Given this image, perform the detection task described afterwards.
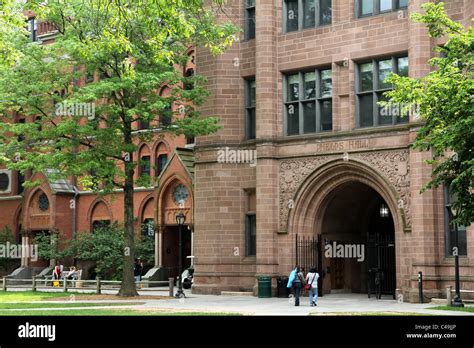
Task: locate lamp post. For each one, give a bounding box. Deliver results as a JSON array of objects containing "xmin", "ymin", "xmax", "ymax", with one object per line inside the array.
[
  {"xmin": 448, "ymin": 204, "xmax": 464, "ymax": 307},
  {"xmin": 175, "ymin": 212, "xmax": 186, "ymax": 298}
]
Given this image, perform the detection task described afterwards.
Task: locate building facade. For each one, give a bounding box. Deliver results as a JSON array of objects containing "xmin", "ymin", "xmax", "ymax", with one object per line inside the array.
[
  {"xmin": 0, "ymin": 20, "xmax": 197, "ymax": 280},
  {"xmin": 192, "ymin": 0, "xmax": 474, "ymax": 301}
]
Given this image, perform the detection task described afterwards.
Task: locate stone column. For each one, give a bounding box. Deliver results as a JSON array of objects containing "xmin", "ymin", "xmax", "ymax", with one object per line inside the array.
[
  {"xmin": 406, "ymin": 0, "xmax": 440, "ymax": 300},
  {"xmin": 255, "ymin": 0, "xmax": 279, "ymax": 282}
]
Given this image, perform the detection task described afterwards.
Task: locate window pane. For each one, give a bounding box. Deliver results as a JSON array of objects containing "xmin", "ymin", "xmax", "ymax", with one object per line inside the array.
[
  {"xmin": 247, "ymin": 108, "xmax": 256, "ymax": 139},
  {"xmin": 303, "ymin": 0, "xmax": 315, "ymax": 28},
  {"xmin": 361, "ymin": 0, "xmax": 373, "ymax": 16},
  {"xmin": 287, "ymin": 74, "xmax": 299, "ymax": 101},
  {"xmin": 377, "ymin": 93, "xmax": 392, "ymax": 125},
  {"xmin": 380, "ymin": 0, "xmax": 392, "ymax": 12},
  {"xmin": 320, "ymin": 0, "xmax": 332, "ymax": 25},
  {"xmin": 247, "ymin": 8, "xmax": 255, "ymax": 40},
  {"xmin": 286, "ymin": 0, "xmax": 299, "ymax": 32},
  {"xmin": 303, "ymin": 102, "xmax": 316, "ymax": 133},
  {"xmin": 320, "ymin": 99, "xmax": 332, "ymax": 131},
  {"xmin": 249, "ymin": 79, "xmax": 256, "ymax": 106},
  {"xmin": 359, "ymin": 94, "xmax": 373, "ymax": 127},
  {"xmin": 397, "ymin": 57, "xmax": 409, "ymax": 77},
  {"xmin": 304, "ymin": 72, "xmax": 316, "ymax": 99},
  {"xmin": 320, "ymin": 69, "xmax": 332, "ymax": 97},
  {"xmin": 399, "ymin": 0, "xmax": 408, "ymax": 8},
  {"xmin": 286, "ymin": 103, "xmax": 299, "ymax": 135},
  {"xmin": 156, "ymin": 154, "xmax": 168, "ymax": 176},
  {"xmin": 360, "ymin": 63, "xmax": 373, "ymax": 91},
  {"xmin": 246, "ymin": 214, "xmax": 256, "ymax": 256},
  {"xmin": 246, "ymin": 0, "xmax": 255, "ymax": 7},
  {"xmin": 378, "ymin": 59, "xmax": 393, "ymax": 89},
  {"xmin": 141, "ymin": 156, "xmax": 151, "ymax": 176}
]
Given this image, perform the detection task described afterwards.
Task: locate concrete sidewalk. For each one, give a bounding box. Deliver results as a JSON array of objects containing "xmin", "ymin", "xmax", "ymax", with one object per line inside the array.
[
  {"xmin": 135, "ymin": 292, "xmax": 474, "ymax": 316},
  {"xmin": 3, "ymin": 288, "xmax": 473, "ymax": 316}
]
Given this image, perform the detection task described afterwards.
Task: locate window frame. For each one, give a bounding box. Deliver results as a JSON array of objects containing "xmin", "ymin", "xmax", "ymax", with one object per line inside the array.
[
  {"xmin": 355, "ymin": 0, "xmax": 408, "ymax": 19},
  {"xmin": 28, "ymin": 17, "xmax": 38, "ymax": 42},
  {"xmin": 283, "ymin": 67, "xmax": 333, "ymax": 136},
  {"xmin": 444, "ymin": 186, "xmax": 468, "ymax": 257},
  {"xmin": 140, "ymin": 156, "xmax": 151, "ymax": 177},
  {"xmin": 245, "ymin": 213, "xmax": 257, "ymax": 257},
  {"xmin": 355, "ymin": 55, "xmax": 409, "ymax": 128},
  {"xmin": 245, "ymin": 0, "xmax": 256, "ymax": 40},
  {"xmin": 283, "ymin": 0, "xmax": 332, "ymax": 33},
  {"xmin": 245, "ymin": 77, "xmax": 256, "ymax": 140}
]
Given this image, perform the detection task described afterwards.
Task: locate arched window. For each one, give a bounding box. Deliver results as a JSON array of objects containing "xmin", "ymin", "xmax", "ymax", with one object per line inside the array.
[
  {"xmin": 138, "ymin": 145, "xmax": 151, "ymax": 178},
  {"xmin": 154, "ymin": 142, "xmax": 168, "ymax": 177},
  {"xmin": 159, "ymin": 87, "xmax": 172, "ymax": 128}
]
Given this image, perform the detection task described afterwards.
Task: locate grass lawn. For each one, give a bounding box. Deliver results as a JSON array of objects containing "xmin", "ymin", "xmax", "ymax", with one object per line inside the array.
[
  {"xmin": 0, "ymin": 302, "xmax": 143, "ymax": 309},
  {"xmin": 0, "ymin": 291, "xmax": 100, "ymax": 303},
  {"xmin": 429, "ymin": 306, "xmax": 474, "ymax": 313},
  {"xmin": 0, "ymin": 308, "xmax": 242, "ymax": 316}
]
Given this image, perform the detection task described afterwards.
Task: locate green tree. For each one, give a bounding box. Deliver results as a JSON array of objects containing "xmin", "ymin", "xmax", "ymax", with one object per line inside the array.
[
  {"xmin": 34, "ymin": 230, "xmax": 65, "ymax": 262},
  {"xmin": 68, "ymin": 224, "xmax": 125, "ymax": 280},
  {"xmin": 383, "ymin": 2, "xmax": 473, "ymax": 227},
  {"xmin": 0, "ymin": 0, "xmax": 237, "ymax": 296}
]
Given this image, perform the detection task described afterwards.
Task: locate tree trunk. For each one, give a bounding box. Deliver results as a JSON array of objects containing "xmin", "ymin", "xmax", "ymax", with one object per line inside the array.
[{"xmin": 118, "ymin": 134, "xmax": 138, "ymax": 296}]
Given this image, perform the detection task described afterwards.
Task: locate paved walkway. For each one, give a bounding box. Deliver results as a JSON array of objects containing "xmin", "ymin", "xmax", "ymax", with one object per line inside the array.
[
  {"xmin": 5, "ymin": 288, "xmax": 473, "ymax": 316},
  {"xmin": 133, "ymin": 292, "xmax": 474, "ymax": 316}
]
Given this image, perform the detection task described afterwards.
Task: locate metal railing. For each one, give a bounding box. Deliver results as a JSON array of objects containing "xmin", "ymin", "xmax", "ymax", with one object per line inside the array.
[{"xmin": 1, "ymin": 276, "xmax": 175, "ymax": 297}]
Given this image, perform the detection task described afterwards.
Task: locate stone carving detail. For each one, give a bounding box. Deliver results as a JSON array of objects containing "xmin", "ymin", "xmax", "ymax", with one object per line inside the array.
[
  {"xmin": 279, "ymin": 150, "xmax": 411, "ymax": 231},
  {"xmin": 279, "ymin": 156, "xmax": 334, "ymax": 231}
]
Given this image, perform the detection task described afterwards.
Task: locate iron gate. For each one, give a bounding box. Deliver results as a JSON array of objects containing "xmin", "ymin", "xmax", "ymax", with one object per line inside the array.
[
  {"xmin": 295, "ymin": 234, "xmax": 323, "ymax": 296},
  {"xmin": 367, "ymin": 232, "xmax": 396, "ymax": 298}
]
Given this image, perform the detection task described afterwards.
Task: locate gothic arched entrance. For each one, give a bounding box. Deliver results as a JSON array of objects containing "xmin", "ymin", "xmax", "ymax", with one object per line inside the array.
[{"xmin": 288, "ymin": 160, "xmax": 401, "ymax": 298}]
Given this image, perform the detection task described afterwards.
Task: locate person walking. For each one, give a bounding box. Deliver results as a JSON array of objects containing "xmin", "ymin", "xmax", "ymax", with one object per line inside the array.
[
  {"xmin": 306, "ymin": 267, "xmax": 319, "ymax": 306},
  {"xmin": 133, "ymin": 258, "xmax": 143, "ymax": 289},
  {"xmin": 287, "ymin": 266, "xmax": 305, "ymax": 306}
]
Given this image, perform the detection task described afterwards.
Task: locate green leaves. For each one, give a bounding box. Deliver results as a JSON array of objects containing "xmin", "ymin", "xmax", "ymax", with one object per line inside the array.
[{"xmin": 386, "ymin": 2, "xmax": 473, "ymax": 226}]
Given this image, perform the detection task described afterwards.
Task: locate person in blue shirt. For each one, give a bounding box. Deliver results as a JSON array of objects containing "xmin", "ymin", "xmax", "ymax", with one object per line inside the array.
[{"xmin": 287, "ymin": 266, "xmax": 305, "ymax": 306}]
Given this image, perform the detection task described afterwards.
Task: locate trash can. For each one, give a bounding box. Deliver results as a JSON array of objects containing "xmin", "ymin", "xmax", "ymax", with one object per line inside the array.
[
  {"xmin": 257, "ymin": 276, "xmax": 272, "ymax": 298},
  {"xmin": 277, "ymin": 276, "xmax": 290, "ymax": 298}
]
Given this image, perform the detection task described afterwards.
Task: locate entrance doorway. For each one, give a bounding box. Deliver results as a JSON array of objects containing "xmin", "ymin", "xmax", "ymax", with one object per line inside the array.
[
  {"xmin": 319, "ymin": 181, "xmax": 396, "ymax": 297},
  {"xmin": 162, "ymin": 226, "xmax": 192, "ymax": 278}
]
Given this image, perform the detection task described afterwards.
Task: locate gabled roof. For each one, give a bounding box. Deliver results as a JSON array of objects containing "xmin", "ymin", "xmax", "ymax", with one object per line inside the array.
[
  {"xmin": 159, "ymin": 147, "xmax": 195, "ymax": 183},
  {"xmin": 44, "ymin": 169, "xmax": 76, "ymax": 194}
]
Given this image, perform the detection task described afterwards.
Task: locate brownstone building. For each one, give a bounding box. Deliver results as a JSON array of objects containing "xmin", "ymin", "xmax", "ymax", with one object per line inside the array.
[
  {"xmin": 0, "ymin": 20, "xmax": 197, "ymax": 281},
  {"xmin": 191, "ymin": 0, "xmax": 474, "ymax": 301}
]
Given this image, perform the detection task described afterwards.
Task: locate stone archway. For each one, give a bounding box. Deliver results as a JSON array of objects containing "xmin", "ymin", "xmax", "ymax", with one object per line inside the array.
[{"xmin": 288, "ymin": 159, "xmax": 403, "ymax": 294}]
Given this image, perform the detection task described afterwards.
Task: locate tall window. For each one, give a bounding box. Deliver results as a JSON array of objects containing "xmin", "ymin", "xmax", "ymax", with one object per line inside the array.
[
  {"xmin": 245, "ymin": 0, "xmax": 256, "ymax": 40},
  {"xmin": 357, "ymin": 56, "xmax": 409, "ymax": 128},
  {"xmin": 245, "ymin": 78, "xmax": 256, "ymax": 140},
  {"xmin": 357, "ymin": 0, "xmax": 408, "ymax": 18},
  {"xmin": 444, "ymin": 186, "xmax": 467, "ymax": 257},
  {"xmin": 140, "ymin": 156, "xmax": 151, "ymax": 177},
  {"xmin": 156, "ymin": 154, "xmax": 168, "ymax": 177},
  {"xmin": 285, "ymin": 68, "xmax": 332, "ymax": 136},
  {"xmin": 28, "ymin": 17, "xmax": 37, "ymax": 42},
  {"xmin": 285, "ymin": 0, "xmax": 332, "ymax": 32},
  {"xmin": 160, "ymin": 106, "xmax": 172, "ymax": 127},
  {"xmin": 245, "ymin": 190, "xmax": 256, "ymax": 257},
  {"xmin": 17, "ymin": 171, "xmax": 24, "ymax": 195}
]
